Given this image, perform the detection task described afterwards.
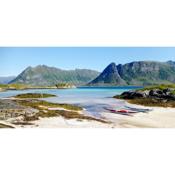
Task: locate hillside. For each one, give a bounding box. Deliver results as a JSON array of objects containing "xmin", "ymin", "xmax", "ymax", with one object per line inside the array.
[
  {"xmin": 88, "ymin": 61, "xmax": 175, "ymax": 86},
  {"xmin": 10, "ymin": 65, "xmax": 100, "ymax": 86}
]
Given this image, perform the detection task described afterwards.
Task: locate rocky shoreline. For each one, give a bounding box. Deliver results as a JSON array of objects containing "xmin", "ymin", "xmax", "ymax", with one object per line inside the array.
[
  {"xmin": 0, "ymin": 93, "xmax": 109, "ymax": 128},
  {"xmin": 115, "ymin": 85, "xmax": 175, "ymax": 107}
]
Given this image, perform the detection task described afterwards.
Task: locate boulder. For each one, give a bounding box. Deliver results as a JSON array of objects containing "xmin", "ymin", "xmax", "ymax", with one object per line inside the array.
[
  {"xmin": 118, "ymin": 88, "xmax": 175, "ymax": 101},
  {"xmin": 149, "ymin": 89, "xmax": 165, "ymax": 98},
  {"xmin": 120, "ymin": 91, "xmax": 147, "ymax": 99},
  {"xmin": 162, "ymin": 88, "xmax": 171, "ymax": 95}
]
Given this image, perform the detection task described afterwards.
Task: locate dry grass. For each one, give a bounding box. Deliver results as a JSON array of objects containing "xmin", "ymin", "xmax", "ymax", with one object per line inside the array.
[
  {"xmin": 16, "ymin": 99, "xmax": 82, "ymax": 111},
  {"xmin": 0, "ymin": 123, "xmax": 14, "ymax": 128},
  {"xmin": 15, "ymin": 99, "xmax": 108, "ymax": 124},
  {"xmin": 127, "ymin": 98, "xmax": 175, "ymax": 107},
  {"xmin": 14, "ymin": 93, "xmax": 56, "ymax": 99}
]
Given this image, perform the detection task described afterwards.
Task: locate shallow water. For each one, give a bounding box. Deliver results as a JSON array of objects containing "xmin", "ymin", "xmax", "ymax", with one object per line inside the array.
[{"xmin": 0, "ymin": 87, "xmax": 141, "ymax": 118}]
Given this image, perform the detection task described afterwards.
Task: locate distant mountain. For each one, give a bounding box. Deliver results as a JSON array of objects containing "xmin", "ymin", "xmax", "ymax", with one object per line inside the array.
[
  {"xmin": 88, "ymin": 61, "xmax": 175, "ymax": 86},
  {"xmin": 10, "ymin": 65, "xmax": 100, "ymax": 86},
  {"xmin": 0, "ymin": 76, "xmax": 16, "ymax": 84},
  {"xmin": 89, "ymin": 63, "xmax": 126, "ymax": 85},
  {"xmin": 167, "ymin": 60, "xmax": 175, "ymax": 66}
]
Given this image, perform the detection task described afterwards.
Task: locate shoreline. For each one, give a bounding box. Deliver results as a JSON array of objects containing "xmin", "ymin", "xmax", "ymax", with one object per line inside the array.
[
  {"xmin": 21, "ymin": 104, "xmax": 175, "ymax": 128},
  {"xmin": 1, "ymin": 99, "xmax": 175, "ymax": 128},
  {"xmin": 1, "ymin": 89, "xmax": 175, "ymax": 128},
  {"xmin": 0, "ymin": 96, "xmax": 110, "ymax": 128},
  {"xmin": 1, "ymin": 102, "xmax": 175, "ymax": 128},
  {"xmin": 102, "ymin": 100, "xmax": 175, "ymax": 128}
]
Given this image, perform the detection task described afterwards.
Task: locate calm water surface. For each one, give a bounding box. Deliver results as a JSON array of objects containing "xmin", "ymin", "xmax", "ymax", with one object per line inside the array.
[{"xmin": 0, "ymin": 87, "xmax": 141, "ymax": 118}]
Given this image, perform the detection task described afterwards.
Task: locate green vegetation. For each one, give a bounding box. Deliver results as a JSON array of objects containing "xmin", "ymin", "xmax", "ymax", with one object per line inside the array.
[
  {"xmin": 0, "ymin": 97, "xmax": 108, "ymax": 126},
  {"xmin": 138, "ymin": 84, "xmax": 175, "ymax": 91},
  {"xmin": 16, "ymin": 99, "xmax": 82, "ymax": 111},
  {"xmin": 10, "ymin": 65, "xmax": 99, "ymax": 86},
  {"xmin": 7, "ymin": 84, "xmax": 29, "ymax": 90},
  {"xmin": 89, "ymin": 61, "xmax": 175, "ymax": 86},
  {"xmin": 127, "ymin": 98, "xmax": 175, "ymax": 108},
  {"xmin": 0, "ymin": 84, "xmax": 8, "ymax": 88},
  {"xmin": 35, "ymin": 109, "xmax": 108, "ymax": 123},
  {"xmin": 50, "ymin": 110, "xmax": 108, "ymax": 123},
  {"xmin": 0, "ymin": 83, "xmax": 29, "ymax": 90},
  {"xmin": 55, "ymin": 83, "xmax": 75, "ymax": 88},
  {"xmin": 0, "ymin": 83, "xmax": 58, "ymax": 91},
  {"xmin": 170, "ymin": 90, "xmax": 175, "ymax": 95},
  {"xmin": 15, "ymin": 99, "xmax": 107, "ymax": 123},
  {"xmin": 14, "ymin": 93, "xmax": 56, "ymax": 99},
  {"xmin": 116, "ymin": 84, "xmax": 175, "ymax": 108}
]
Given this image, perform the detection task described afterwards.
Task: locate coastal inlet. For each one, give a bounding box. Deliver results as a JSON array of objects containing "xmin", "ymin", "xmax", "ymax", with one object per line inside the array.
[{"xmin": 0, "ymin": 87, "xmax": 141, "ymax": 128}]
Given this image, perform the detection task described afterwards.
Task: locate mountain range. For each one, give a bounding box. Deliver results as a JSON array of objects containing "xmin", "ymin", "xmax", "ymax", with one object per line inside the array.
[
  {"xmin": 88, "ymin": 61, "xmax": 175, "ymax": 86},
  {"xmin": 0, "ymin": 76, "xmax": 16, "ymax": 84},
  {"xmin": 10, "ymin": 65, "xmax": 100, "ymax": 86},
  {"xmin": 6, "ymin": 61, "xmax": 175, "ymax": 86}
]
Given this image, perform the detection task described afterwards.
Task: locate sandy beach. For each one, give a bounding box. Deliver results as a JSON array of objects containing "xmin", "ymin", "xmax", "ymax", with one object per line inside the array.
[
  {"xmin": 101, "ymin": 104, "xmax": 175, "ymax": 128},
  {"xmin": 0, "ymin": 102, "xmax": 175, "ymax": 128},
  {"xmin": 1, "ymin": 101, "xmax": 175, "ymax": 128},
  {"xmin": 23, "ymin": 116, "xmax": 112, "ymax": 128},
  {"xmin": 1, "ymin": 88, "xmax": 175, "ymax": 128},
  {"xmin": 117, "ymin": 107, "xmax": 175, "ymax": 128},
  {"xmin": 18, "ymin": 105, "xmax": 175, "ymax": 128}
]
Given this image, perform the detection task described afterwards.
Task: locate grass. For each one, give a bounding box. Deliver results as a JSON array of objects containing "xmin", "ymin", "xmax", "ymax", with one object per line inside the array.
[
  {"xmin": 0, "ymin": 84, "xmax": 8, "ymax": 88},
  {"xmin": 33, "ymin": 109, "xmax": 108, "ymax": 123},
  {"xmin": 0, "ymin": 84, "xmax": 29, "ymax": 90},
  {"xmin": 52, "ymin": 110, "xmax": 108, "ymax": 123},
  {"xmin": 138, "ymin": 84, "xmax": 175, "ymax": 91},
  {"xmin": 127, "ymin": 98, "xmax": 175, "ymax": 108},
  {"xmin": 115, "ymin": 84, "xmax": 175, "ymax": 108},
  {"xmin": 16, "ymin": 99, "xmax": 82, "ymax": 111},
  {"xmin": 170, "ymin": 90, "xmax": 175, "ymax": 95},
  {"xmin": 14, "ymin": 93, "xmax": 56, "ymax": 99},
  {"xmin": 0, "ymin": 84, "xmax": 58, "ymax": 91},
  {"xmin": 14, "ymin": 99, "xmax": 108, "ymax": 124},
  {"xmin": 55, "ymin": 83, "xmax": 74, "ymax": 88}
]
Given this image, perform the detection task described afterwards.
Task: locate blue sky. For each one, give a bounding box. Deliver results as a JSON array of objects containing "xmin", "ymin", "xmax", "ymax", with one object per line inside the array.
[{"xmin": 0, "ymin": 47, "xmax": 175, "ymax": 76}]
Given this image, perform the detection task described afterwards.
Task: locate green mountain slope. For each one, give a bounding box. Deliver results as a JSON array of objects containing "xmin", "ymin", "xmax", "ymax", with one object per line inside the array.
[
  {"xmin": 10, "ymin": 65, "xmax": 100, "ymax": 86},
  {"xmin": 89, "ymin": 61, "xmax": 175, "ymax": 86}
]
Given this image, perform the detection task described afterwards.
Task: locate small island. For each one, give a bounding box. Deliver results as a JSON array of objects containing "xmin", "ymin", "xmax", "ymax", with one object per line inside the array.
[
  {"xmin": 14, "ymin": 93, "xmax": 57, "ymax": 98},
  {"xmin": 115, "ymin": 84, "xmax": 175, "ymax": 107},
  {"xmin": 55, "ymin": 83, "xmax": 76, "ymax": 89},
  {"xmin": 0, "ymin": 83, "xmax": 76, "ymax": 91},
  {"xmin": 0, "ymin": 84, "xmax": 58, "ymax": 91}
]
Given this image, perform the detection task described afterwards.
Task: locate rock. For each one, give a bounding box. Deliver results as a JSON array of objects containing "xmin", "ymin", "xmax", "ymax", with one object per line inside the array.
[
  {"xmin": 148, "ymin": 89, "xmax": 175, "ymax": 100},
  {"xmin": 162, "ymin": 88, "xmax": 171, "ymax": 94},
  {"xmin": 132, "ymin": 91, "xmax": 147, "ymax": 98},
  {"xmin": 120, "ymin": 91, "xmax": 134, "ymax": 99},
  {"xmin": 166, "ymin": 94, "xmax": 175, "ymax": 100},
  {"xmin": 149, "ymin": 89, "xmax": 165, "ymax": 98},
  {"xmin": 118, "ymin": 88, "xmax": 175, "ymax": 101},
  {"xmin": 120, "ymin": 91, "xmax": 147, "ymax": 99}
]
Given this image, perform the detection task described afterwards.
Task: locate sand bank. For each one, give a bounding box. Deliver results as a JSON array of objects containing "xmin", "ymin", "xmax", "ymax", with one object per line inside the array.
[
  {"xmin": 101, "ymin": 103, "xmax": 175, "ymax": 128},
  {"xmin": 21, "ymin": 116, "xmax": 112, "ymax": 128}
]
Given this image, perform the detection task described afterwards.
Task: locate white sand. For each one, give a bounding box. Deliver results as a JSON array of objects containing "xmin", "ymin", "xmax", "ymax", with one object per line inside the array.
[
  {"xmin": 1, "ymin": 103, "xmax": 175, "ymax": 128},
  {"xmin": 117, "ymin": 107, "xmax": 175, "ymax": 128},
  {"xmin": 101, "ymin": 105, "xmax": 175, "ymax": 128},
  {"xmin": 24, "ymin": 116, "xmax": 112, "ymax": 128},
  {"xmin": 21, "ymin": 106, "xmax": 175, "ymax": 128}
]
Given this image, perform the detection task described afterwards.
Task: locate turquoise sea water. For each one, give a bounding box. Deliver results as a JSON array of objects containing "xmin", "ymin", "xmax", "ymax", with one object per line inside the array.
[{"xmin": 0, "ymin": 86, "xmax": 141, "ymax": 118}]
